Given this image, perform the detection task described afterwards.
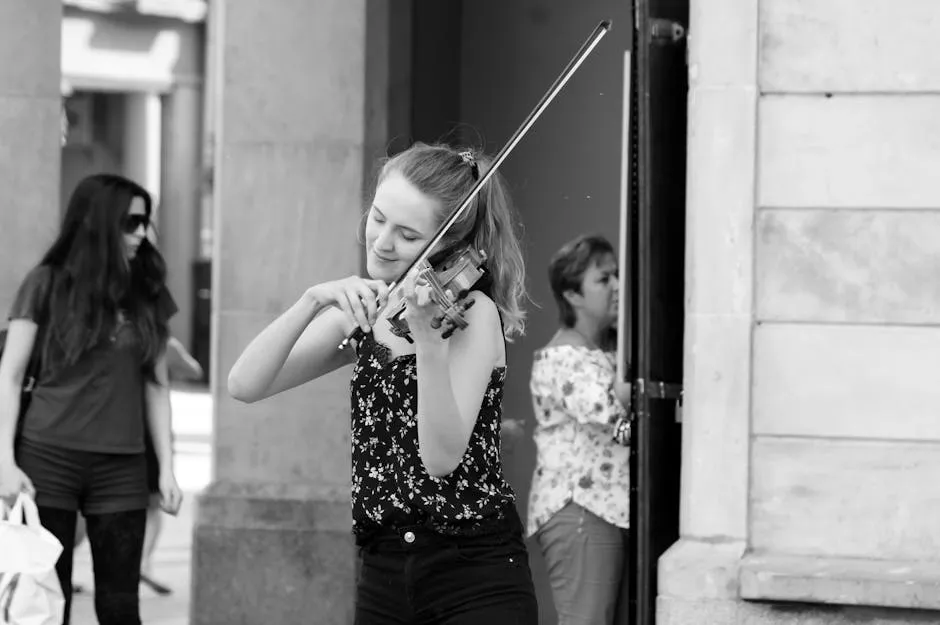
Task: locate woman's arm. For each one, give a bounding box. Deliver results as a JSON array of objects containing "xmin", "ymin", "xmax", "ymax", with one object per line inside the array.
[
  {"xmin": 1, "ymin": 267, "xmax": 49, "ymax": 471},
  {"xmin": 535, "ymin": 348, "xmax": 628, "ymax": 429},
  {"xmin": 413, "ymin": 292, "xmax": 503, "ymax": 477},
  {"xmin": 228, "ymin": 294, "xmax": 352, "ymax": 403},
  {"xmin": 167, "ymin": 336, "xmax": 204, "ymax": 381},
  {"xmin": 228, "ymin": 277, "xmax": 390, "ymax": 404},
  {"xmin": 145, "ymin": 350, "xmax": 174, "ymax": 476},
  {"xmin": 0, "ymin": 321, "xmax": 36, "ymax": 464},
  {"xmin": 145, "ymin": 349, "xmax": 183, "ymax": 514},
  {"xmin": 0, "ymin": 322, "xmax": 37, "ymax": 499}
]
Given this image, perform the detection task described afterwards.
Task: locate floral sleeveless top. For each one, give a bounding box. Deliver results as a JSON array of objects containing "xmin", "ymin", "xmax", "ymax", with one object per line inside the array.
[{"xmin": 350, "ymin": 333, "xmax": 516, "ymax": 543}]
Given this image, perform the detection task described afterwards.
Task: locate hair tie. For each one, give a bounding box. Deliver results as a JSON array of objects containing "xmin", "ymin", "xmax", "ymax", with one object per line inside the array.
[{"xmin": 458, "ymin": 150, "xmax": 480, "ymax": 180}]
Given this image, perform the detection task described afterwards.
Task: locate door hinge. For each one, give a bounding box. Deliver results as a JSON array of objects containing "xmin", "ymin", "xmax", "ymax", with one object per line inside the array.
[{"xmin": 650, "ymin": 18, "xmax": 685, "ymax": 45}]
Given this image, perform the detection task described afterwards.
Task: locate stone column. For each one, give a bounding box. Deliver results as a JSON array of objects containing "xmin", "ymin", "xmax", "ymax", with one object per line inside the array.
[
  {"xmin": 123, "ymin": 92, "xmax": 163, "ymax": 206},
  {"xmin": 0, "ymin": 1, "xmax": 62, "ymax": 311},
  {"xmin": 159, "ymin": 82, "xmax": 204, "ymax": 349},
  {"xmin": 190, "ymin": 2, "xmax": 390, "ymax": 624}
]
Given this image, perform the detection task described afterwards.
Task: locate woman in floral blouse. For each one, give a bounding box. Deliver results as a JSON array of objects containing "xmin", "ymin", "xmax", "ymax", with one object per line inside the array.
[
  {"xmin": 228, "ymin": 143, "xmax": 538, "ymax": 624},
  {"xmin": 527, "ymin": 234, "xmax": 632, "ymax": 625}
]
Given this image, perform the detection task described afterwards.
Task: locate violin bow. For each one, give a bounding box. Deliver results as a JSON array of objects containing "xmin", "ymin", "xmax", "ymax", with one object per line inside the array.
[
  {"xmin": 340, "ymin": 19, "xmax": 613, "ymax": 350},
  {"xmin": 616, "ymin": 48, "xmax": 633, "ymax": 383}
]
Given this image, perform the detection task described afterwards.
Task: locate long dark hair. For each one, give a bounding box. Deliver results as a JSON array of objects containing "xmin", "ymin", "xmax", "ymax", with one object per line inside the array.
[{"xmin": 40, "ymin": 173, "xmax": 169, "ymax": 378}]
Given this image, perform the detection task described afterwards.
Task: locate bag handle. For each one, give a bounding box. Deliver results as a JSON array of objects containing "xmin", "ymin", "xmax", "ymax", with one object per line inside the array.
[{"xmin": 4, "ymin": 493, "xmax": 41, "ymax": 529}]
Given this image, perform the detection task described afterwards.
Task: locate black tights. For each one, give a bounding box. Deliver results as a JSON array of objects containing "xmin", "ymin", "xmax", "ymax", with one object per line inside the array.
[{"xmin": 38, "ymin": 506, "xmax": 147, "ymax": 625}]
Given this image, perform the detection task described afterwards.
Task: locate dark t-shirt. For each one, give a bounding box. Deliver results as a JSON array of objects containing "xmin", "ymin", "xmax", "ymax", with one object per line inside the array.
[{"xmin": 8, "ymin": 266, "xmax": 178, "ymax": 454}]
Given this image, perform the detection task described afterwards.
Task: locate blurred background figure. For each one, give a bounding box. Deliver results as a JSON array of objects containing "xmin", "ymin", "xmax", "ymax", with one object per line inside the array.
[
  {"xmin": 72, "ymin": 236, "xmax": 204, "ymax": 599},
  {"xmin": 0, "ymin": 174, "xmax": 183, "ymax": 625},
  {"xmin": 526, "ymin": 234, "xmax": 632, "ymax": 625}
]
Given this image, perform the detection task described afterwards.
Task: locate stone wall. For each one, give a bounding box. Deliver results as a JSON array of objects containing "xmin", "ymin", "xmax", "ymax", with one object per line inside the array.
[{"xmin": 659, "ymin": 1, "xmax": 940, "ymax": 623}]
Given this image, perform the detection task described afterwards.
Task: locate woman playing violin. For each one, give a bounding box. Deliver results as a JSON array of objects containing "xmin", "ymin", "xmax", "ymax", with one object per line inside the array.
[{"xmin": 228, "ymin": 142, "xmax": 538, "ymax": 624}]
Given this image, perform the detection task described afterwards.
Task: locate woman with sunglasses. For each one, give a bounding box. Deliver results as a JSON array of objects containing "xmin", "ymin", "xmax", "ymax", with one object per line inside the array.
[{"xmin": 0, "ymin": 173, "xmax": 183, "ymax": 625}]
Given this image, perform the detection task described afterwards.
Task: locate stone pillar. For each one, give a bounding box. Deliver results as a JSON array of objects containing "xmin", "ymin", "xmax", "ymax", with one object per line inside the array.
[
  {"xmin": 159, "ymin": 82, "xmax": 204, "ymax": 349},
  {"xmin": 656, "ymin": 0, "xmax": 758, "ymax": 623},
  {"xmin": 0, "ymin": 1, "xmax": 62, "ymax": 311},
  {"xmin": 123, "ymin": 92, "xmax": 163, "ymax": 206},
  {"xmin": 190, "ymin": 2, "xmax": 390, "ymax": 623}
]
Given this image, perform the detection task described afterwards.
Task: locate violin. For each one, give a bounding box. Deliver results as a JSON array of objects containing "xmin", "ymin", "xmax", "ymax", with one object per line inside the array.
[
  {"xmin": 338, "ymin": 19, "xmax": 612, "ymax": 351},
  {"xmin": 385, "ymin": 245, "xmax": 489, "ymax": 343}
]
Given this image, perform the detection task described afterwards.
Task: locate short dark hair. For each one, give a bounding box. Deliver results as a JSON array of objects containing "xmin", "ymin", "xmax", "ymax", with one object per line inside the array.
[{"xmin": 548, "ymin": 234, "xmax": 615, "ymax": 327}]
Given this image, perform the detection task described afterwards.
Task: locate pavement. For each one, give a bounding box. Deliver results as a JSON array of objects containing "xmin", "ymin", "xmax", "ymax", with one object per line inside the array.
[{"xmin": 70, "ymin": 384, "xmax": 212, "ymax": 625}]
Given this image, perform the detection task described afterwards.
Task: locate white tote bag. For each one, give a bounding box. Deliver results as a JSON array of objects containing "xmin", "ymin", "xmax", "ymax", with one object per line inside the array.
[{"xmin": 0, "ymin": 494, "xmax": 65, "ymax": 625}]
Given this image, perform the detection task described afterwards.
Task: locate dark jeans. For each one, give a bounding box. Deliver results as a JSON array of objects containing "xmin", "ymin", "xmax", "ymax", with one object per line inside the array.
[
  {"xmin": 355, "ymin": 525, "xmax": 539, "ymax": 624},
  {"xmin": 37, "ymin": 506, "xmax": 147, "ymax": 625}
]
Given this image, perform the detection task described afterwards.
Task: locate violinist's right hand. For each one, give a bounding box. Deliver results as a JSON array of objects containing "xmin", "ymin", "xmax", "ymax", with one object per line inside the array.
[
  {"xmin": 0, "ymin": 461, "xmax": 35, "ymax": 505},
  {"xmin": 304, "ymin": 276, "xmax": 390, "ymax": 333}
]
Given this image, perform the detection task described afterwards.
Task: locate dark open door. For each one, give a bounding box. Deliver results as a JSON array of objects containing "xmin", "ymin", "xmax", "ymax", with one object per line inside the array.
[{"xmin": 626, "ymin": 0, "xmax": 688, "ymax": 623}]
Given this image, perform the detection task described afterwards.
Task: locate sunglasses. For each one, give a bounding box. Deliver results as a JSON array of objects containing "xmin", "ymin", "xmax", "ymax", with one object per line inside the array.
[{"xmin": 123, "ymin": 214, "xmax": 150, "ymax": 235}]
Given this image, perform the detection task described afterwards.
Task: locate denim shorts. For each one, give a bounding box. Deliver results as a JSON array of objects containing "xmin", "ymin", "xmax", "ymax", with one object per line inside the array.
[{"xmin": 15, "ymin": 437, "xmax": 150, "ymax": 515}]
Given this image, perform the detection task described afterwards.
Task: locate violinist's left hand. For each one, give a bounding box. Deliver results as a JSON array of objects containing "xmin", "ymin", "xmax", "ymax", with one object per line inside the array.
[
  {"xmin": 402, "ymin": 274, "xmax": 473, "ymax": 345},
  {"xmin": 401, "ymin": 269, "xmax": 449, "ymax": 347}
]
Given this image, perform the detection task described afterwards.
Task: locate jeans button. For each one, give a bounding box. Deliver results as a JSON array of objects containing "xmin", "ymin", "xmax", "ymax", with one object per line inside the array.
[{"xmin": 403, "ymin": 531, "xmax": 416, "ymax": 544}]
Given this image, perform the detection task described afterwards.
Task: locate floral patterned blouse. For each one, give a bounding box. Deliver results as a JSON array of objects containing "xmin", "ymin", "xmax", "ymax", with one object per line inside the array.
[
  {"xmin": 350, "ymin": 333, "xmax": 517, "ymax": 543},
  {"xmin": 526, "ymin": 344, "xmax": 631, "ymax": 536}
]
